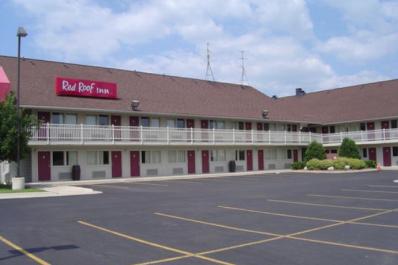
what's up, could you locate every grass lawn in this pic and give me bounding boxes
[0,184,43,193]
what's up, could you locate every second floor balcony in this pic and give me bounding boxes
[28,124,398,147]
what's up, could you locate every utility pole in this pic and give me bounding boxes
[240,50,248,85]
[205,42,215,81]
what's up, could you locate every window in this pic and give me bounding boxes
[150,118,160,127]
[238,122,244,130]
[216,121,225,129]
[168,150,186,163]
[87,151,109,165]
[287,125,291,132]
[98,115,109,126]
[211,150,226,161]
[263,123,269,131]
[287,149,292,159]
[329,126,336,133]
[52,151,64,166]
[176,119,185,128]
[66,151,78,165]
[235,150,245,161]
[64,114,77,124]
[52,113,63,124]
[265,149,277,160]
[141,117,150,127]
[392,120,398,129]
[363,148,368,158]
[85,115,97,125]
[142,151,161,164]
[393,147,398,157]
[167,119,176,128]
[360,123,366,131]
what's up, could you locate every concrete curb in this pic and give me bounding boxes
[0,186,102,200]
[26,168,396,188]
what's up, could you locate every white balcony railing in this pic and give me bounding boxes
[28,124,398,146]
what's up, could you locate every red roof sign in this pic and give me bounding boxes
[55,77,117,99]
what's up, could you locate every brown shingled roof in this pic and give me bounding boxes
[0,55,273,120]
[271,80,398,124]
[1,55,398,124]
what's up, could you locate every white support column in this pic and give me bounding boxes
[46,123,50,144]
[190,127,193,144]
[112,124,115,144]
[251,129,254,143]
[80,124,84,144]
[212,128,215,144]
[299,131,301,144]
[268,130,271,144]
[166,127,170,144]
[232,128,235,144]
[340,131,343,143]
[309,131,312,142]
[383,128,386,141]
[284,130,287,145]
[140,125,143,144]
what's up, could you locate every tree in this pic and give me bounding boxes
[338,138,360,159]
[0,93,36,162]
[304,141,326,162]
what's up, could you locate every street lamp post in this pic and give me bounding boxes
[14,27,27,189]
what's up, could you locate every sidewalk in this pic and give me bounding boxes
[0,186,102,200]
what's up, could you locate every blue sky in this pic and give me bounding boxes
[1,0,398,96]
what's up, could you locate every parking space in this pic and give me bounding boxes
[1,171,398,265]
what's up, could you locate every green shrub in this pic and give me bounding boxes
[365,160,377,168]
[306,159,320,170]
[318,159,334,170]
[291,161,306,170]
[348,158,366,169]
[338,138,360,159]
[333,159,346,170]
[304,141,326,162]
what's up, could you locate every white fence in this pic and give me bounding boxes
[28,124,398,146]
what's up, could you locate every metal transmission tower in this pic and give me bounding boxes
[205,42,215,81]
[240,50,248,85]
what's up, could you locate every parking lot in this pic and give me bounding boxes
[1,171,398,265]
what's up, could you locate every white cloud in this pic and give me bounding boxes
[318,0,398,61]
[10,0,395,96]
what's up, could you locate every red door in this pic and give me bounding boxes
[38,112,50,141]
[38,151,51,181]
[293,149,298,162]
[187,119,195,128]
[367,122,375,140]
[130,151,140,177]
[369,147,377,162]
[111,115,121,140]
[258,150,264,170]
[129,116,140,141]
[188,150,196,174]
[257,123,263,130]
[382,121,390,139]
[201,150,209,173]
[201,120,209,142]
[383,147,391,166]
[246,150,253,171]
[111,151,122,178]
[245,122,252,130]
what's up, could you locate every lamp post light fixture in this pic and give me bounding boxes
[13,27,28,190]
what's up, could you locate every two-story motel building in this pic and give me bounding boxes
[1,55,398,182]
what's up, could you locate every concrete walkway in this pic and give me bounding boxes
[0,186,102,200]
[26,168,390,188]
